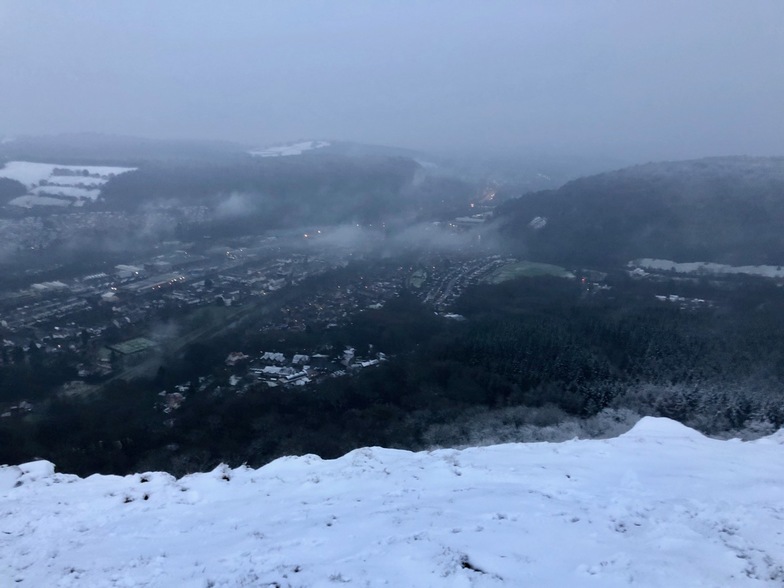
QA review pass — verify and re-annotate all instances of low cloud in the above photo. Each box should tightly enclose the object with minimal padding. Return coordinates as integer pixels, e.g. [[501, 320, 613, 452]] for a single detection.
[[215, 192, 259, 219]]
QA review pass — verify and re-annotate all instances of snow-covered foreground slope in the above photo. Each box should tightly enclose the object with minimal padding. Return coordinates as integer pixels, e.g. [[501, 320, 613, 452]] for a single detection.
[[1, 418, 783, 587]]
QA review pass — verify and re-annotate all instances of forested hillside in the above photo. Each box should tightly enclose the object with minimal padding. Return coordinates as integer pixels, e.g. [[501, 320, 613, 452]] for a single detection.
[[494, 157, 784, 266], [0, 177, 26, 204], [3, 271, 782, 476], [98, 155, 474, 232]]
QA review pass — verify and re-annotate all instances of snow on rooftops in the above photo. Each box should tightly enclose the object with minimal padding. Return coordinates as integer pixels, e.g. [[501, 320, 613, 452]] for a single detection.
[[30, 281, 68, 291], [260, 351, 286, 363], [259, 365, 292, 376]]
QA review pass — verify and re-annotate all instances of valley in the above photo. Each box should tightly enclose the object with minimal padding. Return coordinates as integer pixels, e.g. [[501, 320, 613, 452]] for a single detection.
[[4, 6, 784, 585], [1, 148, 784, 477]]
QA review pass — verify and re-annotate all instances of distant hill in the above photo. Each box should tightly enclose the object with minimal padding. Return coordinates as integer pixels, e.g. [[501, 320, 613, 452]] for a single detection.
[[97, 154, 476, 234], [101, 154, 417, 211], [493, 156, 784, 267], [0, 134, 479, 225], [0, 133, 251, 165], [0, 135, 431, 166], [249, 140, 426, 161]]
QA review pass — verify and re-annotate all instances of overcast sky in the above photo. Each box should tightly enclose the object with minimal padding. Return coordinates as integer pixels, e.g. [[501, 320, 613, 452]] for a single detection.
[[1, 1, 783, 161]]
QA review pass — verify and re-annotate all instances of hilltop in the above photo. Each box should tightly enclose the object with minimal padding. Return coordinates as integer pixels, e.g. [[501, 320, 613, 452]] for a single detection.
[[2, 417, 783, 586], [493, 156, 784, 267]]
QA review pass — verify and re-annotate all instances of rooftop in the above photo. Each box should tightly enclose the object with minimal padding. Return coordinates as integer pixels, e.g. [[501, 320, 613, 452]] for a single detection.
[[108, 337, 157, 355]]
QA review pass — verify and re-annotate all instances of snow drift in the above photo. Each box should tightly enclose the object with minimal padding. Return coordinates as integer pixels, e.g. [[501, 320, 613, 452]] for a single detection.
[[1, 417, 783, 586]]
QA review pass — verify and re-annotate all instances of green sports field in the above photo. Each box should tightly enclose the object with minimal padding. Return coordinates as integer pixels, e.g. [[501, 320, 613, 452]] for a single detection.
[[483, 261, 574, 284]]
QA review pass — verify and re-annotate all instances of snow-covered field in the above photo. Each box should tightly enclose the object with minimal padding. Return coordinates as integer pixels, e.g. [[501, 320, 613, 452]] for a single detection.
[[1, 417, 782, 587], [31, 186, 101, 200], [631, 258, 784, 279], [0, 161, 135, 208], [6, 194, 72, 207], [249, 140, 330, 157], [35, 175, 106, 187]]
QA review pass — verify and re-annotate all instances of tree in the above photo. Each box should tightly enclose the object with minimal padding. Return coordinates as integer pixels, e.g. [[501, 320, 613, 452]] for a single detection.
[[11, 346, 25, 365]]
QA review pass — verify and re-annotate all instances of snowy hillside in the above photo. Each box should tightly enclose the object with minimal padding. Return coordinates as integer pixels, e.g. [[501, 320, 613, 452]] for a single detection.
[[1, 418, 783, 587], [249, 141, 330, 157], [0, 161, 135, 208], [630, 258, 784, 279]]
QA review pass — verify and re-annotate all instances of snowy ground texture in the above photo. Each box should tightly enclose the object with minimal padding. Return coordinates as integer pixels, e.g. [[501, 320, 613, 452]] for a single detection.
[[1, 417, 783, 587]]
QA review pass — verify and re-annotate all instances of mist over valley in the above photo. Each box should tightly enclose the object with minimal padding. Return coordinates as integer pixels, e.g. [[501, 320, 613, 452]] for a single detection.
[[2, 2, 784, 585]]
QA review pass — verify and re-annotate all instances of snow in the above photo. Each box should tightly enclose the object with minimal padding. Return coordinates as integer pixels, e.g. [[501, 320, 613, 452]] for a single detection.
[[631, 258, 784, 279], [0, 161, 64, 188], [0, 161, 135, 189], [249, 140, 330, 157], [38, 175, 107, 187], [1, 417, 783, 586], [31, 185, 101, 200], [443, 313, 466, 320], [0, 161, 136, 208], [260, 365, 290, 375], [8, 194, 72, 208]]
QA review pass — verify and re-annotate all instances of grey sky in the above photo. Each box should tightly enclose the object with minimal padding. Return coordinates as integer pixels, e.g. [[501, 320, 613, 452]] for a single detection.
[[1, 1, 783, 161]]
